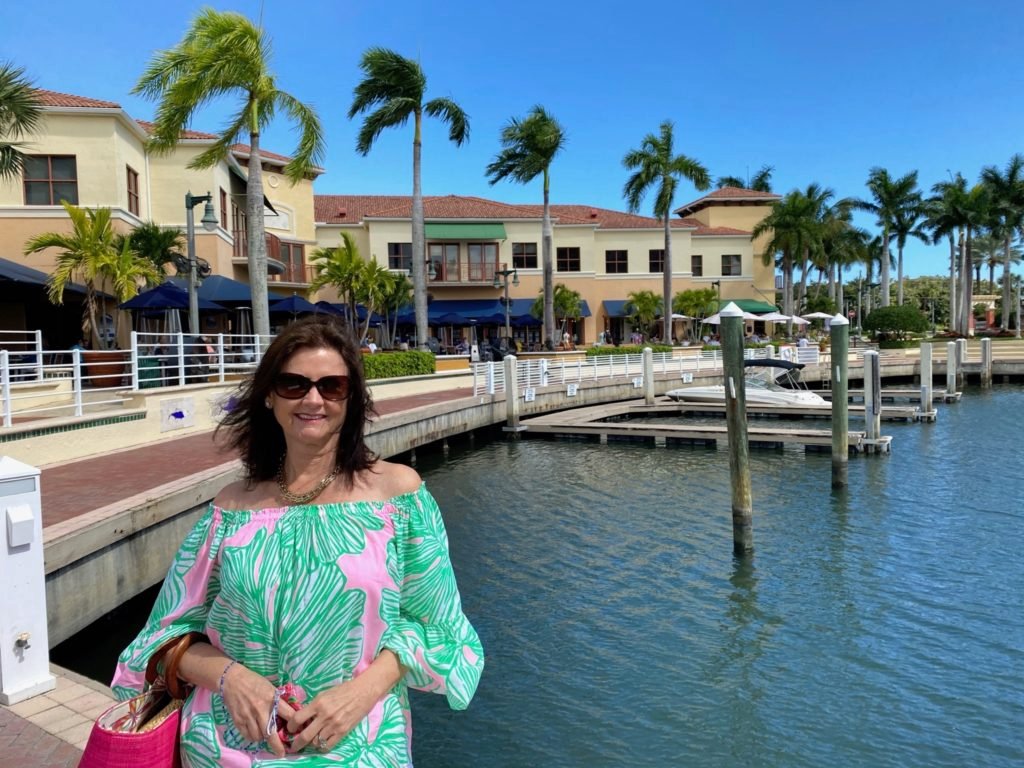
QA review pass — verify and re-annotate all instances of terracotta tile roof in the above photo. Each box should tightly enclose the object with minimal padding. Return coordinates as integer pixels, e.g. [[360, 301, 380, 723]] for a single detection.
[[135, 119, 219, 140], [674, 185, 781, 216], [33, 88, 120, 109], [313, 194, 750, 236], [231, 144, 295, 166]]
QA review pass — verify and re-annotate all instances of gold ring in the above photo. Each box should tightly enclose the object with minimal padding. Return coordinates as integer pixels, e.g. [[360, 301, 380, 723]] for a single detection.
[[316, 734, 329, 752]]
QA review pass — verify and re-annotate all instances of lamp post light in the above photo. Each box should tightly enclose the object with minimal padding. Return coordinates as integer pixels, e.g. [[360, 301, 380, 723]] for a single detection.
[[493, 267, 519, 344], [185, 191, 219, 334]]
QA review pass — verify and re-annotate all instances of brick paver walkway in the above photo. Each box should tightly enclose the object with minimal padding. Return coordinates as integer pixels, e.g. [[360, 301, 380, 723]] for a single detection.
[[0, 707, 83, 767], [40, 387, 474, 526]]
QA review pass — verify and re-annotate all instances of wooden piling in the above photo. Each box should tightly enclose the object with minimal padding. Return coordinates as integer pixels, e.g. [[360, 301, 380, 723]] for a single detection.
[[919, 342, 936, 421], [980, 337, 992, 388], [955, 339, 967, 388], [643, 347, 655, 405], [862, 351, 881, 448], [503, 355, 525, 434], [721, 303, 753, 554], [830, 314, 849, 487], [946, 341, 957, 397]]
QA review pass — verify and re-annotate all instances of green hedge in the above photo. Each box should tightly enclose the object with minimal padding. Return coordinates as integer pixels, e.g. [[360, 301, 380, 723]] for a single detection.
[[362, 350, 435, 379], [585, 344, 674, 356], [877, 339, 922, 349]]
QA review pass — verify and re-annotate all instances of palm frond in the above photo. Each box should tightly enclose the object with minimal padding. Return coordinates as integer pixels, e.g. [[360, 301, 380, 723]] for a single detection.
[[273, 91, 325, 181], [424, 97, 469, 145], [354, 98, 418, 155]]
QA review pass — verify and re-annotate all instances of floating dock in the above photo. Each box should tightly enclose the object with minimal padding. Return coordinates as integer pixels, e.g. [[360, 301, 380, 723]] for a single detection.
[[521, 400, 891, 453], [813, 387, 961, 404], [645, 398, 920, 422]]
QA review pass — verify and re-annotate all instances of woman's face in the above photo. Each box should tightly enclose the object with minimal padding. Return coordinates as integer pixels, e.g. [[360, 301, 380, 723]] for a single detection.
[[268, 346, 350, 449]]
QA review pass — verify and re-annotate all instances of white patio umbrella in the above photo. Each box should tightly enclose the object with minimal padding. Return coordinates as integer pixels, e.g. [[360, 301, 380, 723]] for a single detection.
[[788, 315, 811, 325], [704, 310, 760, 324], [801, 311, 835, 320], [758, 311, 791, 322]]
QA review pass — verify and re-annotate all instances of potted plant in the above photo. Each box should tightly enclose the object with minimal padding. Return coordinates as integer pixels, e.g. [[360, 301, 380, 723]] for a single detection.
[[24, 202, 160, 384]]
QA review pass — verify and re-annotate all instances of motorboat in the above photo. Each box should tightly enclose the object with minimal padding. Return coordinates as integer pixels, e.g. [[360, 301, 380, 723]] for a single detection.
[[666, 359, 828, 407]]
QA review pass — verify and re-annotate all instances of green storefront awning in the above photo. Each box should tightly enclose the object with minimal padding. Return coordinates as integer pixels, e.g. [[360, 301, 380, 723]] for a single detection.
[[424, 223, 507, 240], [718, 298, 779, 313]]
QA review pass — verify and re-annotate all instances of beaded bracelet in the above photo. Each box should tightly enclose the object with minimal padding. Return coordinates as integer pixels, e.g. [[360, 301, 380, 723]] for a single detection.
[[218, 660, 238, 699]]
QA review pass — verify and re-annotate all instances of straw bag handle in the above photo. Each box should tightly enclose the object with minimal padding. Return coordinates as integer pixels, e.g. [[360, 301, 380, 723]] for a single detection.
[[144, 631, 206, 700]]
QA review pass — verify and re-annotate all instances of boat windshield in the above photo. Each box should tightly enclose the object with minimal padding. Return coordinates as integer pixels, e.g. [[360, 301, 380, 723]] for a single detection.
[[745, 366, 803, 391]]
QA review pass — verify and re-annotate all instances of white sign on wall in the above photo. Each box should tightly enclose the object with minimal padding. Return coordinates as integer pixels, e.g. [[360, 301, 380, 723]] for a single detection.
[[523, 387, 536, 402], [567, 383, 578, 397], [632, 377, 643, 389], [161, 397, 195, 432], [680, 372, 693, 383]]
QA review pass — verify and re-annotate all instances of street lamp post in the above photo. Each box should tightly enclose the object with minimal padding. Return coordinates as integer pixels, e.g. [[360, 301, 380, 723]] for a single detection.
[[1016, 275, 1022, 340], [185, 191, 219, 334], [493, 267, 519, 345]]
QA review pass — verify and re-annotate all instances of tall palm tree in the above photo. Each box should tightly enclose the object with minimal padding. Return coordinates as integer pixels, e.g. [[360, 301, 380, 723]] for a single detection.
[[980, 154, 1024, 330], [716, 165, 773, 191], [891, 201, 929, 305], [793, 183, 837, 311], [924, 176, 968, 331], [486, 105, 566, 349], [752, 188, 823, 331], [854, 168, 921, 308], [379, 273, 413, 349], [349, 47, 469, 351], [0, 62, 42, 182], [103, 237, 163, 343], [623, 120, 710, 352], [134, 8, 324, 340]]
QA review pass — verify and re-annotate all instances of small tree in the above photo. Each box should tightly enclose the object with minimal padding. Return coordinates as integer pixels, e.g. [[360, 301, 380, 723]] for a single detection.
[[624, 289, 661, 339], [862, 305, 929, 341], [673, 288, 717, 342]]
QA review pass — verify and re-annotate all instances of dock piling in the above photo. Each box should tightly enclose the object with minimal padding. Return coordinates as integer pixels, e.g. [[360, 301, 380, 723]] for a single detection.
[[980, 338, 992, 388], [721, 303, 753, 554], [946, 341, 957, 397], [503, 355, 526, 434], [643, 347, 655, 405], [955, 339, 967, 388], [920, 342, 936, 421], [863, 350, 882, 448], [830, 314, 849, 487]]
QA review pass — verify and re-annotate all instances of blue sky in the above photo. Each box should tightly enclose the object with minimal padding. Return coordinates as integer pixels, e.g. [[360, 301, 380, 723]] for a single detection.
[[4, 0, 1024, 278]]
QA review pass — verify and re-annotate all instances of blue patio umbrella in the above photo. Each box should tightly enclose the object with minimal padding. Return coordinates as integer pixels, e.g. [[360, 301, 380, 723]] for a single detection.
[[269, 294, 319, 317], [167, 275, 287, 304], [120, 282, 226, 311], [314, 301, 345, 316], [431, 312, 465, 326]]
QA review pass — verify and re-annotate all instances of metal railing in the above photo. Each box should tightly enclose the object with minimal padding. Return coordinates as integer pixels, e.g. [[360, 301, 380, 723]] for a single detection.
[[0, 331, 271, 428], [470, 348, 773, 396]]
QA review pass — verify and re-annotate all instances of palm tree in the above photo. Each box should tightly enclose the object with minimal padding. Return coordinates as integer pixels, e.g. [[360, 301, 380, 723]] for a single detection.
[[486, 105, 566, 350], [309, 232, 366, 331], [924, 176, 968, 331], [0, 62, 42, 182], [891, 200, 929, 305], [752, 189, 823, 330], [379, 274, 413, 349], [530, 283, 582, 339], [624, 289, 662, 339], [125, 221, 185, 283], [133, 8, 325, 340], [673, 288, 718, 342], [103, 237, 162, 343], [793, 184, 837, 311], [716, 165, 773, 191], [349, 47, 469, 351], [24, 202, 158, 349], [980, 154, 1024, 330], [623, 120, 710, 354], [853, 168, 921, 308]]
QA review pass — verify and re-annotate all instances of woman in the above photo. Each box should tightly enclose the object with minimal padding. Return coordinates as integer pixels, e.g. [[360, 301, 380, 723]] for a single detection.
[[112, 316, 484, 765]]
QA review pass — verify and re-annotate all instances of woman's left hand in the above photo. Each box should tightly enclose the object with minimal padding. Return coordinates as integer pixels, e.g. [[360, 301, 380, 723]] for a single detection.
[[285, 678, 376, 753]]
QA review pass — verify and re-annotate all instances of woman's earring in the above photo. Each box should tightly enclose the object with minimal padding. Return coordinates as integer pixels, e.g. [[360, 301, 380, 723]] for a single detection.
[[265, 397, 272, 409]]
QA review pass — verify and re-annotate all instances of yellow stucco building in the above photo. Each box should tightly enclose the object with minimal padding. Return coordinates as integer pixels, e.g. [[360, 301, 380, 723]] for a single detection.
[[1, 87, 779, 348]]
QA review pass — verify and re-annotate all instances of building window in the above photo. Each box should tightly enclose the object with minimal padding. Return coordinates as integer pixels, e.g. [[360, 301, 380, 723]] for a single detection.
[[388, 242, 412, 271], [220, 188, 228, 230], [556, 246, 581, 272], [512, 242, 538, 269], [605, 250, 628, 274], [24, 155, 78, 205], [722, 254, 742, 276], [126, 166, 140, 216], [649, 249, 664, 273], [691, 254, 703, 277]]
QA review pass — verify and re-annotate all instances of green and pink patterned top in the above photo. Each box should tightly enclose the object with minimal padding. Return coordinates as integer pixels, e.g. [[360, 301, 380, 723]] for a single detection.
[[113, 483, 484, 767]]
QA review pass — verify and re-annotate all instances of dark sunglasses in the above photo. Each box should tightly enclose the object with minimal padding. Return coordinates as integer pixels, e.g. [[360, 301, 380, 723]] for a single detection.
[[273, 373, 351, 401]]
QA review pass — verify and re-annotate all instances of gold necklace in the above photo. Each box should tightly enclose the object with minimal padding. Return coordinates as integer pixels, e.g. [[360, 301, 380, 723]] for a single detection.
[[276, 456, 339, 504]]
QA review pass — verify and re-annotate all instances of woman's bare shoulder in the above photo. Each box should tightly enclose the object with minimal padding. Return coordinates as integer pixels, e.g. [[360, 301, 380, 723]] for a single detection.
[[213, 479, 274, 510], [365, 460, 422, 499]]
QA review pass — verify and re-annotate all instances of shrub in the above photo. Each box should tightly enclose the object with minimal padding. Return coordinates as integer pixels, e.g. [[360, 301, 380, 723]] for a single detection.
[[878, 339, 921, 349], [362, 350, 435, 380], [585, 344, 673, 356], [862, 305, 929, 340]]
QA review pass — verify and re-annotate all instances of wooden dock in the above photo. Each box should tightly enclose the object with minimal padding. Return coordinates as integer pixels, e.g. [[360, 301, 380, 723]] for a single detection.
[[812, 387, 961, 403], [521, 400, 891, 453], [643, 398, 920, 422]]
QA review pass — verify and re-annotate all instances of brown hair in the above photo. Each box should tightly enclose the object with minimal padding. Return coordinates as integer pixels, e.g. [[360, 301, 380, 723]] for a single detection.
[[217, 316, 377, 485]]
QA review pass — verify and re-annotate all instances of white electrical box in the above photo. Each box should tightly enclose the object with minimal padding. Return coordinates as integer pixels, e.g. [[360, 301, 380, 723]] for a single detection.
[[6, 504, 33, 547]]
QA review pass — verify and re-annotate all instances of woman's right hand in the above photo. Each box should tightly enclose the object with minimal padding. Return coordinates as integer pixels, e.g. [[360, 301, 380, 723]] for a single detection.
[[220, 664, 288, 757]]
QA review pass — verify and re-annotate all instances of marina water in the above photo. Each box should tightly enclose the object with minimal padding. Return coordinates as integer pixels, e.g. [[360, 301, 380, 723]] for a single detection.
[[59, 386, 1024, 766]]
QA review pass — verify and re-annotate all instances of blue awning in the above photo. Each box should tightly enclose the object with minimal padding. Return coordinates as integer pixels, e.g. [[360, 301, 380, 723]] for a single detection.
[[0, 257, 88, 294], [395, 298, 590, 325], [603, 299, 630, 317]]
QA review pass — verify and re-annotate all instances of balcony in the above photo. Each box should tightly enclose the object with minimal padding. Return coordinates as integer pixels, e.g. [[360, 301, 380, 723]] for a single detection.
[[269, 264, 317, 285], [426, 261, 506, 286], [232, 229, 282, 262]]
